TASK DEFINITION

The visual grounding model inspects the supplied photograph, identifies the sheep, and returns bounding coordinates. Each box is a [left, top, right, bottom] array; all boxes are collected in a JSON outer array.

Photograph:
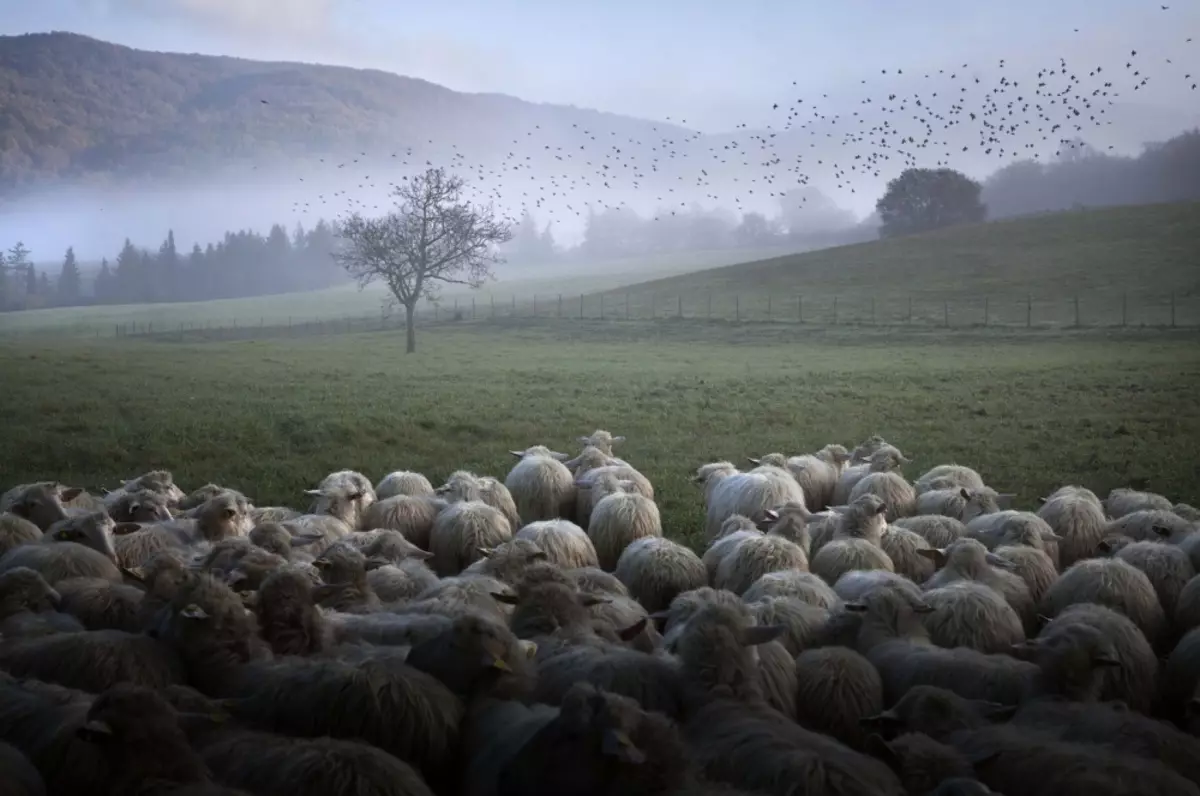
[[881, 525, 936, 582], [654, 587, 745, 648], [849, 434, 893, 464], [0, 629, 184, 692], [834, 571, 925, 611], [1039, 556, 1167, 650], [742, 570, 840, 609], [54, 577, 144, 632], [0, 512, 122, 584], [429, 500, 513, 577], [810, 496, 895, 586], [747, 444, 851, 511], [368, 558, 440, 604], [110, 470, 187, 504], [672, 602, 905, 796], [105, 489, 174, 524], [463, 538, 551, 586], [436, 471, 521, 531], [574, 463, 653, 528], [914, 465, 987, 495], [305, 470, 376, 529], [0, 741, 44, 796], [921, 538, 1036, 632], [965, 510, 1061, 563], [569, 566, 631, 598], [199, 729, 434, 796], [110, 521, 194, 570], [1176, 503, 1200, 523], [360, 495, 445, 550], [248, 522, 318, 561], [991, 544, 1058, 604], [1105, 509, 1195, 543], [515, 519, 599, 569], [850, 471, 918, 521], [1177, 575, 1200, 635], [696, 462, 806, 541], [0, 566, 82, 639], [917, 487, 1007, 524], [755, 636, 800, 720], [0, 513, 42, 555], [866, 733, 981, 796], [833, 447, 910, 507], [702, 516, 759, 583], [249, 505, 303, 525], [748, 596, 831, 656], [400, 611, 536, 703], [587, 489, 662, 571], [920, 581, 1026, 654], [178, 483, 227, 511], [464, 681, 689, 796], [1037, 486, 1108, 567], [574, 429, 628, 457], [614, 536, 707, 613], [342, 528, 434, 566], [407, 574, 514, 623], [0, 482, 85, 530], [1111, 540, 1196, 621], [196, 538, 289, 593], [713, 533, 808, 597], [792, 645, 884, 749], [755, 501, 812, 552], [894, 515, 968, 548], [253, 567, 331, 656], [1163, 626, 1200, 727], [505, 446, 577, 525], [1105, 487, 1175, 518], [310, 542, 383, 613], [374, 470, 435, 501]]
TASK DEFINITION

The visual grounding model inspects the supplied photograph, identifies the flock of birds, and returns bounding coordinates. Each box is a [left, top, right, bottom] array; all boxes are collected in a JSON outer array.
[[277, 9, 1198, 232]]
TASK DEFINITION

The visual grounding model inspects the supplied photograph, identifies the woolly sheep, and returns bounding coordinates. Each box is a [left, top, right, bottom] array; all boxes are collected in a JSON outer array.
[[436, 471, 521, 531], [653, 586, 745, 649], [714, 534, 808, 597], [1037, 486, 1107, 568], [1040, 556, 1168, 650], [302, 470, 376, 530], [849, 434, 893, 464], [991, 544, 1058, 604], [894, 515, 968, 548], [0, 482, 85, 530], [574, 464, 653, 528], [360, 495, 445, 550], [248, 522, 317, 561], [408, 574, 514, 622], [374, 470, 435, 501], [1163, 626, 1200, 726], [0, 629, 184, 692], [110, 521, 194, 570], [917, 487, 1007, 523], [178, 483, 226, 511], [749, 596, 830, 656], [0, 512, 122, 584], [0, 741, 44, 796], [576, 429, 627, 457], [614, 536, 706, 613], [1177, 575, 1200, 636], [425, 500, 510, 577], [702, 516, 759, 583], [834, 570, 924, 603], [111, 470, 187, 504], [462, 538, 550, 586], [587, 490, 662, 571], [1176, 503, 1200, 523], [106, 489, 174, 524], [742, 570, 840, 609], [881, 525, 936, 582], [311, 542, 383, 613], [0, 567, 64, 621], [920, 581, 1026, 654], [568, 566, 630, 598], [0, 513, 42, 555], [755, 501, 812, 552], [833, 447, 910, 507], [250, 505, 303, 525], [792, 645, 884, 750], [866, 733, 981, 796], [342, 528, 434, 565], [850, 471, 917, 522], [696, 462, 806, 541], [367, 558, 440, 604], [515, 519, 599, 570], [811, 498, 895, 586], [1105, 487, 1174, 518], [748, 444, 851, 511], [505, 446, 577, 525], [966, 511, 1061, 568], [54, 577, 145, 632], [921, 538, 1036, 632], [1105, 509, 1195, 543], [1113, 540, 1196, 620], [914, 465, 987, 495]]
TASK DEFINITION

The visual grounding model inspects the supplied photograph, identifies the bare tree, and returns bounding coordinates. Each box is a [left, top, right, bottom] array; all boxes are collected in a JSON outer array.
[[333, 168, 512, 353]]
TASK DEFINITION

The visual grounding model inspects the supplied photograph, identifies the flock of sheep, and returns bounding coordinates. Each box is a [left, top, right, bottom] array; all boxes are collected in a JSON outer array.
[[1, 429, 1200, 796]]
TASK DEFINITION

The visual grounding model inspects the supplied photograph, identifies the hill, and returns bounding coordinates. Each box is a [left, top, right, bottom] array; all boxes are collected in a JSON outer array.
[[593, 202, 1200, 323], [0, 32, 692, 192]]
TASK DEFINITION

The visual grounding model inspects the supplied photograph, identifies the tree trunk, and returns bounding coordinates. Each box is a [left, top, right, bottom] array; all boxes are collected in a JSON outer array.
[[405, 303, 417, 353]]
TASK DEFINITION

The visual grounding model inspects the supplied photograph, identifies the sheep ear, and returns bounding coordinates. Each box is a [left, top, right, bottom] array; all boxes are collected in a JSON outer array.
[[77, 719, 113, 740], [864, 734, 901, 769], [762, 508, 780, 522], [579, 593, 610, 608], [1011, 639, 1039, 655], [746, 457, 762, 465], [984, 552, 1016, 570], [60, 486, 85, 501], [477, 547, 495, 558], [576, 436, 591, 444], [290, 535, 321, 547], [509, 451, 526, 458], [519, 640, 538, 659], [304, 489, 323, 496], [408, 549, 434, 560], [490, 592, 520, 605], [530, 551, 549, 561], [1036, 613, 1054, 624], [917, 548, 947, 567], [959, 487, 972, 500], [972, 700, 1018, 721], [1096, 540, 1113, 554], [364, 556, 391, 571], [611, 436, 625, 444], [859, 709, 900, 729], [843, 601, 867, 613], [180, 603, 209, 620], [602, 728, 645, 764], [121, 566, 145, 583], [112, 522, 142, 536], [995, 493, 1016, 510], [648, 610, 671, 629], [618, 617, 649, 641], [741, 624, 785, 646], [1153, 525, 1172, 537], [1037, 496, 1047, 505]]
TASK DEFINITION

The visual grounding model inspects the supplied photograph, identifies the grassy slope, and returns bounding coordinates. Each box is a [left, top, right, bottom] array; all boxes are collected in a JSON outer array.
[[2, 323, 1196, 549]]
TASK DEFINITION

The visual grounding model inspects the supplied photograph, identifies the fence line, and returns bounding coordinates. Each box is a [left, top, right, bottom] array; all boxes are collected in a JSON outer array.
[[0, 291, 1196, 342]]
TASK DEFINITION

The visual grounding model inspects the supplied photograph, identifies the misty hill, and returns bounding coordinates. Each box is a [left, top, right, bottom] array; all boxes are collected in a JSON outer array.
[[0, 32, 693, 193], [600, 202, 1200, 305]]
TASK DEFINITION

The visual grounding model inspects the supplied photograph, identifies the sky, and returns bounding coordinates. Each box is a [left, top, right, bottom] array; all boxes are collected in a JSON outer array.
[[3, 0, 1197, 131]]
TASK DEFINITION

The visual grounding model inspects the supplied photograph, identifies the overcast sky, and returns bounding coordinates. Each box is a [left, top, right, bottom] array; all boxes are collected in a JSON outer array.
[[4, 0, 1197, 131]]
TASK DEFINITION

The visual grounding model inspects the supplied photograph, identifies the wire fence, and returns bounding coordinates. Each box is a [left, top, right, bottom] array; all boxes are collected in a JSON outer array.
[[1, 291, 1197, 343]]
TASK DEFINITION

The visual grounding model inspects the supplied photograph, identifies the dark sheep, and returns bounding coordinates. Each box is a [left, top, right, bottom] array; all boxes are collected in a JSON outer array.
[[199, 729, 434, 796], [756, 639, 799, 721], [1113, 540, 1196, 621], [106, 488, 175, 524], [462, 538, 551, 586], [254, 567, 331, 656], [311, 542, 383, 613], [748, 596, 830, 656], [406, 574, 514, 622], [0, 628, 184, 692], [1163, 626, 1200, 726], [1176, 574, 1200, 636], [866, 732, 979, 796], [793, 646, 884, 749], [1040, 603, 1159, 714], [742, 569, 839, 608], [0, 512, 42, 555], [861, 685, 1011, 745], [55, 577, 145, 632], [1039, 556, 1168, 651], [569, 566, 631, 597], [0, 566, 84, 639], [0, 675, 109, 796], [0, 517, 123, 585], [367, 558, 440, 604], [894, 515, 968, 549], [0, 482, 84, 531], [404, 611, 535, 702], [0, 740, 45, 796], [1010, 620, 1123, 704]]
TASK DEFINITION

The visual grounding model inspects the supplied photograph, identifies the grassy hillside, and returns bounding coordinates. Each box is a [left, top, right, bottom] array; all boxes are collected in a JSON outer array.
[[590, 202, 1200, 327], [1, 323, 1196, 548]]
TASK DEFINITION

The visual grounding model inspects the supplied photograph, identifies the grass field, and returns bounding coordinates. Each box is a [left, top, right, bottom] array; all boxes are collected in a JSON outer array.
[[2, 322, 1196, 550], [595, 202, 1200, 327]]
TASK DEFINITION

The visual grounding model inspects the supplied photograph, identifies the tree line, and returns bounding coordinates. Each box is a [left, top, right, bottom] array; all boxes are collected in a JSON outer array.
[[0, 221, 340, 312]]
